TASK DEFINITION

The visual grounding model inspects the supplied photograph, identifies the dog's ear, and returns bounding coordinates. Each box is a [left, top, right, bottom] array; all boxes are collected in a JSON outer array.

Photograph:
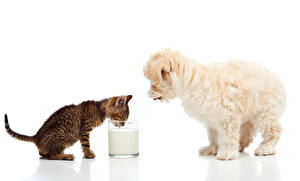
[[144, 58, 163, 87], [153, 59, 171, 86], [144, 49, 181, 87], [156, 49, 181, 86]]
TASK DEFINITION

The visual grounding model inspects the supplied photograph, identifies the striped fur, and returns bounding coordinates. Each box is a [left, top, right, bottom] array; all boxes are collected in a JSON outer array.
[[5, 114, 35, 142], [4, 95, 132, 160]]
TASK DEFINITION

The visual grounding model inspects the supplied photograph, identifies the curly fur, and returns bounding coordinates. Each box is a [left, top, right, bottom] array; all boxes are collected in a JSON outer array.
[[144, 49, 286, 160]]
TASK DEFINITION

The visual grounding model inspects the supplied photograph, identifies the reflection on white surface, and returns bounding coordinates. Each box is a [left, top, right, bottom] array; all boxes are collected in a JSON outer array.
[[22, 158, 93, 181], [17, 152, 279, 181], [20, 156, 139, 181], [203, 153, 280, 181], [109, 157, 139, 181]]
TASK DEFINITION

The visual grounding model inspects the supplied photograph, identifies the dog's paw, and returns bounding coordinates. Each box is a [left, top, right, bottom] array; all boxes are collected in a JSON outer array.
[[199, 145, 217, 156], [239, 147, 245, 152], [216, 150, 239, 160], [255, 145, 275, 156]]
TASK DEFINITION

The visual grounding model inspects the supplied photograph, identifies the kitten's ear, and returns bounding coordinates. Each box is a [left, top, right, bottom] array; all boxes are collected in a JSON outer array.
[[115, 96, 125, 108], [125, 95, 133, 104]]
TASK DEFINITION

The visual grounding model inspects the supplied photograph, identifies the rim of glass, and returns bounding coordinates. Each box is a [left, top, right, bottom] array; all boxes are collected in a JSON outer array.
[[109, 120, 127, 123], [109, 117, 138, 121], [108, 120, 137, 123]]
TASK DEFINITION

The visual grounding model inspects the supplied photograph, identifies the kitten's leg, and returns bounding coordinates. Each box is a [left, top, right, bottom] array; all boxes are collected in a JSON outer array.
[[80, 132, 96, 159], [48, 154, 75, 161], [216, 117, 241, 160], [199, 128, 218, 155], [239, 121, 257, 151], [41, 145, 75, 161], [255, 112, 281, 156]]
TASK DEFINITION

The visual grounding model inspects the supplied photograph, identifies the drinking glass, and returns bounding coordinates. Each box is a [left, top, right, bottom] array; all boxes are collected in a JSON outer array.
[[108, 118, 139, 158]]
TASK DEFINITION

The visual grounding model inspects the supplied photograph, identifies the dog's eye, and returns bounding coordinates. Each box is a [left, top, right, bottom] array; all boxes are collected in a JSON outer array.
[[151, 85, 157, 89]]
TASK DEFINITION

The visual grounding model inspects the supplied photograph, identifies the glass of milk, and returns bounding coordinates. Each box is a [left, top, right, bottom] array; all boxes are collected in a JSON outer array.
[[108, 118, 139, 158]]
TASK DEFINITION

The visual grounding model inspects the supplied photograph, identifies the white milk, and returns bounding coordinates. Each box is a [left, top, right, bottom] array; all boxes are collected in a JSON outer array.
[[108, 128, 139, 156]]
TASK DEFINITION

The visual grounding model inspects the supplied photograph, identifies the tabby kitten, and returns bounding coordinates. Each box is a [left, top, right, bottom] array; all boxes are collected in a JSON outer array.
[[4, 95, 132, 160]]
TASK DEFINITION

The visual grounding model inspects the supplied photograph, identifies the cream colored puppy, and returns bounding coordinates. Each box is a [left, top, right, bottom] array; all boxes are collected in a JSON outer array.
[[144, 49, 286, 160]]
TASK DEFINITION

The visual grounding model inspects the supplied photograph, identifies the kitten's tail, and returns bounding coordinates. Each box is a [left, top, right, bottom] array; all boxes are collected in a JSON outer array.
[[4, 114, 35, 143]]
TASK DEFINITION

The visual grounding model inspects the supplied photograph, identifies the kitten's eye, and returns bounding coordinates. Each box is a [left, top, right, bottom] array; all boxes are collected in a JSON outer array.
[[117, 102, 124, 108], [115, 97, 125, 108]]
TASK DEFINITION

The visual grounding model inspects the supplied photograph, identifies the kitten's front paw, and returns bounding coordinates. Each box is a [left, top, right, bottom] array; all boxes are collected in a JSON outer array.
[[84, 150, 96, 159], [199, 145, 217, 156], [216, 150, 239, 160]]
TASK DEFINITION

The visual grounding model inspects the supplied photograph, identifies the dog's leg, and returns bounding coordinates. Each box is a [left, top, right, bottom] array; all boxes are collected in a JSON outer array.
[[255, 113, 281, 156], [239, 121, 257, 151], [216, 117, 241, 160], [199, 128, 218, 155]]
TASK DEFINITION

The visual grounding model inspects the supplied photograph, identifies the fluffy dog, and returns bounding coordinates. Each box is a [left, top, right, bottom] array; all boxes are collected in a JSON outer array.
[[144, 49, 286, 160]]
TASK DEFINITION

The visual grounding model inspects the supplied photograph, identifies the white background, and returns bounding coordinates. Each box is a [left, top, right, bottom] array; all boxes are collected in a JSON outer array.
[[0, 0, 299, 180]]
